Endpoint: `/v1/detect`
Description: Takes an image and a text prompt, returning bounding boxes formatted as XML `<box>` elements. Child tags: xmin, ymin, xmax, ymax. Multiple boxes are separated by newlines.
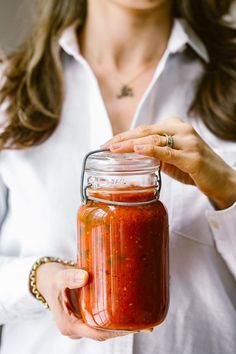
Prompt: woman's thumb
<box><xmin>56</xmin><ymin>268</ymin><xmax>89</xmax><ymax>289</ymax></box>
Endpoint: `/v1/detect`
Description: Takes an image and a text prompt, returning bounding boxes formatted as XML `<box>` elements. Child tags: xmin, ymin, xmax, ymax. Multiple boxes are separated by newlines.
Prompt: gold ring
<box><xmin>163</xmin><ymin>133</ymin><xmax>174</xmax><ymax>149</ymax></box>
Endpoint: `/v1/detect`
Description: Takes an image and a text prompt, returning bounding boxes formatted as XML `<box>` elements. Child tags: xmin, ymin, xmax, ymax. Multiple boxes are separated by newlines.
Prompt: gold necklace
<box><xmin>113</xmin><ymin>60</ymin><xmax>158</xmax><ymax>99</ymax></box>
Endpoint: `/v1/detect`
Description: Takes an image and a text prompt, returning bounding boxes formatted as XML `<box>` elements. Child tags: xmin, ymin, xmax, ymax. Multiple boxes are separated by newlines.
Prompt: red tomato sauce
<box><xmin>77</xmin><ymin>188</ymin><xmax>169</xmax><ymax>331</ymax></box>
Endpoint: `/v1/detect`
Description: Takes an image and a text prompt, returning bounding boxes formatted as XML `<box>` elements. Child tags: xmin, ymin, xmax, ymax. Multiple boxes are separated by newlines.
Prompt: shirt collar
<box><xmin>168</xmin><ymin>19</ymin><xmax>209</xmax><ymax>62</ymax></box>
<box><xmin>59</xmin><ymin>18</ymin><xmax>209</xmax><ymax>63</ymax></box>
<box><xmin>59</xmin><ymin>22</ymin><xmax>81</xmax><ymax>61</ymax></box>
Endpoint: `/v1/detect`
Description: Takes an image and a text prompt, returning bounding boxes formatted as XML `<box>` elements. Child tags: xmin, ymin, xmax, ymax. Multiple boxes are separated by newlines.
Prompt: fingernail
<box><xmin>140</xmin><ymin>328</ymin><xmax>154</xmax><ymax>333</ymax></box>
<box><xmin>74</xmin><ymin>270</ymin><xmax>87</xmax><ymax>284</ymax></box>
<box><xmin>134</xmin><ymin>145</ymin><xmax>145</xmax><ymax>151</ymax></box>
<box><xmin>111</xmin><ymin>143</ymin><xmax>122</xmax><ymax>150</ymax></box>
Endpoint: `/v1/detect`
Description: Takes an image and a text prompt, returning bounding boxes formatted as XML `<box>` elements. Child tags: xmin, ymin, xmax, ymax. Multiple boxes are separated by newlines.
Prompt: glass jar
<box><xmin>77</xmin><ymin>150</ymin><xmax>169</xmax><ymax>331</ymax></box>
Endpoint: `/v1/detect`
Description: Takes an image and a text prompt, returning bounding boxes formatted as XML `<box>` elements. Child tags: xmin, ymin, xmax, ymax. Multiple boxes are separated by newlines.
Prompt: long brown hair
<box><xmin>0</xmin><ymin>0</ymin><xmax>236</xmax><ymax>149</ymax></box>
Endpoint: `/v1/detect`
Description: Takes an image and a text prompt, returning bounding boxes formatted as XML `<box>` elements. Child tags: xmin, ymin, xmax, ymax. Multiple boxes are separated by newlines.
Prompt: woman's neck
<box><xmin>79</xmin><ymin>0</ymin><xmax>173</xmax><ymax>73</ymax></box>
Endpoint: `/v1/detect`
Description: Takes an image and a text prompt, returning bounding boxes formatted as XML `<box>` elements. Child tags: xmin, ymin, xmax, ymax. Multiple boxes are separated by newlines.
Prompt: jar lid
<box><xmin>86</xmin><ymin>151</ymin><xmax>160</xmax><ymax>174</ymax></box>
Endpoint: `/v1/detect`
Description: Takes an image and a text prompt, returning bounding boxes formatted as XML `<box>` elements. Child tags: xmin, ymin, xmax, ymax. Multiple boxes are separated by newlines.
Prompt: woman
<box><xmin>0</xmin><ymin>0</ymin><xmax>236</xmax><ymax>353</ymax></box>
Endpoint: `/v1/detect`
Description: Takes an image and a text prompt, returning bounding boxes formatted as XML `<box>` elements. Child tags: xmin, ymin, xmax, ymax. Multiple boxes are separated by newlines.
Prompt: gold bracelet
<box><xmin>29</xmin><ymin>257</ymin><xmax>75</xmax><ymax>309</ymax></box>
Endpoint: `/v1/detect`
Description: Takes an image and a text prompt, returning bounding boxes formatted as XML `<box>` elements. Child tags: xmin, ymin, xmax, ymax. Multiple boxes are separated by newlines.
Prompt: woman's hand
<box><xmin>36</xmin><ymin>262</ymin><xmax>129</xmax><ymax>341</ymax></box>
<box><xmin>102</xmin><ymin>118</ymin><xmax>236</xmax><ymax>210</ymax></box>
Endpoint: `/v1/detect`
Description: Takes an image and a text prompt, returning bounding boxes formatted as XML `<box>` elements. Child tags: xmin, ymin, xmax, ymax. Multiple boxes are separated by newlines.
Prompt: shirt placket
<box><xmin>130</xmin><ymin>48</ymin><xmax>171</xmax><ymax>129</ymax></box>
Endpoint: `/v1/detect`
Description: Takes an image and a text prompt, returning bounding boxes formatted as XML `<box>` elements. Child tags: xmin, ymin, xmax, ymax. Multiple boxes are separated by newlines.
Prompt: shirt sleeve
<box><xmin>0</xmin><ymin>174</ymin><xmax>45</xmax><ymax>325</ymax></box>
<box><xmin>206</xmin><ymin>202</ymin><xmax>236</xmax><ymax>280</ymax></box>
<box><xmin>0</xmin><ymin>66</ymin><xmax>45</xmax><ymax>324</ymax></box>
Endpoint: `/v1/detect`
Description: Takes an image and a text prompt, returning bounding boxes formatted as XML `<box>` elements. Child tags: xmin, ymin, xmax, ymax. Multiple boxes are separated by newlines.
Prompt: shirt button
<box><xmin>210</xmin><ymin>220</ymin><xmax>220</xmax><ymax>229</ymax></box>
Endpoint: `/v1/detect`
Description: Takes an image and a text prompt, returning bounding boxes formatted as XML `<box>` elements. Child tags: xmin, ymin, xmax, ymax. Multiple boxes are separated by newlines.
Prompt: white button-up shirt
<box><xmin>0</xmin><ymin>19</ymin><xmax>236</xmax><ymax>354</ymax></box>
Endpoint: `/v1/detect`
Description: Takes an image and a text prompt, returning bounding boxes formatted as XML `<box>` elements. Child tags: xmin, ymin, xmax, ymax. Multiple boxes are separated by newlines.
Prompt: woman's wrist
<box><xmin>209</xmin><ymin>169</ymin><xmax>236</xmax><ymax>210</ymax></box>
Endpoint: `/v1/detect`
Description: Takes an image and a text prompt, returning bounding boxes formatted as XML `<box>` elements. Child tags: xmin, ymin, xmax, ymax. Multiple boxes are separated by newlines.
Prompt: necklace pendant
<box><xmin>117</xmin><ymin>85</ymin><xmax>134</xmax><ymax>99</ymax></box>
